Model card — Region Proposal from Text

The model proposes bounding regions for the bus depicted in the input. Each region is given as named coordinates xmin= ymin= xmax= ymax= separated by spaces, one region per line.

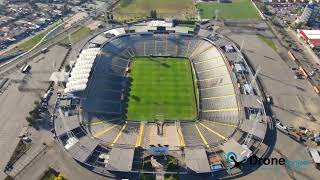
xmin=21 ymin=64 xmax=31 ymax=73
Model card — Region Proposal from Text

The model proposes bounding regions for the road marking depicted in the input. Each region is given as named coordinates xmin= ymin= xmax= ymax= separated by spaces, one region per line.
xmin=149 ymin=125 xmax=154 ymax=145
xmin=199 ymin=122 xmax=226 ymax=140
xmin=201 ymin=94 xmax=235 ymax=100
xmin=89 ymin=121 xmax=105 ymax=126
xmin=135 ymin=122 xmax=144 ymax=147
xmin=201 ymin=107 xmax=239 ymax=112
xmin=165 ymin=125 xmax=168 ymax=145
xmin=92 ymin=124 xmax=118 ymax=138
xmin=176 ymin=127 xmax=185 ymax=147
xmin=111 ymin=123 xmax=127 ymax=146
xmin=86 ymin=118 xmax=121 ymax=126
xmin=195 ymin=124 xmax=209 ymax=148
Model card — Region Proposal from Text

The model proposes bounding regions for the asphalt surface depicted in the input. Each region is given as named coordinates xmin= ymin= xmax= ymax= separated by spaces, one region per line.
xmin=221 ymin=28 xmax=320 ymax=180
xmin=0 ymin=45 xmax=69 ymax=180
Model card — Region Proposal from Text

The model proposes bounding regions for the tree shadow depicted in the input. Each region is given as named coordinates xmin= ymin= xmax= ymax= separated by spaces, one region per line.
xmin=131 ymin=95 xmax=141 ymax=102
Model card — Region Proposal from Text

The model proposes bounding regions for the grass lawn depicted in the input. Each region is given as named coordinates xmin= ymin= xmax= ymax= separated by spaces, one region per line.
xmin=7 ymin=140 xmax=31 ymax=166
xmin=0 ymin=20 xmax=62 ymax=59
xmin=197 ymin=0 xmax=261 ymax=20
xmin=126 ymin=57 xmax=197 ymax=121
xmin=257 ymin=35 xmax=277 ymax=51
xmin=176 ymin=23 xmax=196 ymax=28
xmin=114 ymin=0 xmax=197 ymax=20
xmin=17 ymin=20 xmax=63 ymax=51
xmin=60 ymin=27 xmax=91 ymax=45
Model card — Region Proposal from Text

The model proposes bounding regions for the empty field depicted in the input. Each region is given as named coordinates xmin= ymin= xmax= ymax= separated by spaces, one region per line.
xmin=196 ymin=0 xmax=261 ymax=20
xmin=60 ymin=27 xmax=92 ymax=45
xmin=114 ymin=0 xmax=197 ymax=20
xmin=126 ymin=57 xmax=197 ymax=121
xmin=257 ymin=35 xmax=277 ymax=51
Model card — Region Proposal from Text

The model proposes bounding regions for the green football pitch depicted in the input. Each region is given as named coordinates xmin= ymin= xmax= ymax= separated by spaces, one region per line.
xmin=114 ymin=0 xmax=197 ymax=21
xmin=126 ymin=57 xmax=197 ymax=121
xmin=196 ymin=0 xmax=261 ymax=20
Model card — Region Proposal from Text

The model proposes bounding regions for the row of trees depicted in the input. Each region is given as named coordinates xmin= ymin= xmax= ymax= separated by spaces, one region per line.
xmin=150 ymin=10 xmax=157 ymax=19
xmin=26 ymin=100 xmax=41 ymax=126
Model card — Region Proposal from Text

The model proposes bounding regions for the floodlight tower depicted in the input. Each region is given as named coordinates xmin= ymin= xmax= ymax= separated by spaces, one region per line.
xmin=236 ymin=40 xmax=245 ymax=61
xmin=243 ymin=109 xmax=261 ymax=147
xmin=250 ymin=65 xmax=261 ymax=87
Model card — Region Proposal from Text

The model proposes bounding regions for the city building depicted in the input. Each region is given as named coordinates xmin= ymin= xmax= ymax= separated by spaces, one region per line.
xmin=295 ymin=0 xmax=319 ymax=26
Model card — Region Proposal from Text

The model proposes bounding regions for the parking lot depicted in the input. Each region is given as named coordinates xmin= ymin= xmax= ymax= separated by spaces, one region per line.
xmin=0 ymin=45 xmax=68 ymax=179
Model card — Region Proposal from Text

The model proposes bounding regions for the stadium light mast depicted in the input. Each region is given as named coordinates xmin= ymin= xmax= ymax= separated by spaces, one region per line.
xmin=236 ymin=40 xmax=245 ymax=61
xmin=250 ymin=65 xmax=260 ymax=87
xmin=240 ymin=39 xmax=244 ymax=52
xmin=243 ymin=104 xmax=262 ymax=148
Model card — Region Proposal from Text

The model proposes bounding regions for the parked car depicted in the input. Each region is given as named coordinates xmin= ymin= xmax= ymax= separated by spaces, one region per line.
xmin=289 ymin=132 xmax=302 ymax=142
xmin=276 ymin=122 xmax=288 ymax=133
xmin=22 ymin=136 xmax=32 ymax=144
xmin=266 ymin=95 xmax=273 ymax=104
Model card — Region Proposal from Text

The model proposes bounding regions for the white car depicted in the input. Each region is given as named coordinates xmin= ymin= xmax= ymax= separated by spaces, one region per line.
xmin=276 ymin=122 xmax=288 ymax=133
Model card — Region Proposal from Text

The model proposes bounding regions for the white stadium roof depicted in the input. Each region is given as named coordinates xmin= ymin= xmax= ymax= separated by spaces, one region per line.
xmin=105 ymin=28 xmax=126 ymax=36
xmin=64 ymin=48 xmax=100 ymax=93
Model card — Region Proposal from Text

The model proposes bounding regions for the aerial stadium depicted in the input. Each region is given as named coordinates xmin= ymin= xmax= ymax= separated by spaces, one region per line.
xmin=54 ymin=21 xmax=267 ymax=178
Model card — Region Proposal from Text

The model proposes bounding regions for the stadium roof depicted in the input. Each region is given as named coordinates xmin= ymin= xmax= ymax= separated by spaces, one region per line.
xmin=64 ymin=48 xmax=100 ymax=93
xmin=147 ymin=20 xmax=173 ymax=27
xmin=107 ymin=147 xmax=134 ymax=171
xmin=185 ymin=148 xmax=211 ymax=173
xmin=67 ymin=136 xmax=99 ymax=163
xmin=49 ymin=72 xmax=69 ymax=82
xmin=89 ymin=35 xmax=109 ymax=45
xmin=54 ymin=115 xmax=80 ymax=136
xmin=297 ymin=29 xmax=320 ymax=48
xmin=105 ymin=28 xmax=126 ymax=36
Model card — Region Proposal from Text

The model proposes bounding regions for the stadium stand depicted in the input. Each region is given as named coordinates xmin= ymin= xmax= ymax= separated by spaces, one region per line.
xmin=65 ymin=32 xmax=241 ymax=148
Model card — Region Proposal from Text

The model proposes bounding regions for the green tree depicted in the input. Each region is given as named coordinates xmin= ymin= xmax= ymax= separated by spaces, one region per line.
xmin=150 ymin=10 xmax=157 ymax=19
xmin=65 ymin=64 xmax=71 ymax=72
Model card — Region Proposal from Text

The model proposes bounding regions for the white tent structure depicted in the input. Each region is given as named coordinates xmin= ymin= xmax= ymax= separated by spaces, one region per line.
xmin=64 ymin=48 xmax=100 ymax=93
xmin=104 ymin=28 xmax=126 ymax=36
xmin=49 ymin=72 xmax=69 ymax=83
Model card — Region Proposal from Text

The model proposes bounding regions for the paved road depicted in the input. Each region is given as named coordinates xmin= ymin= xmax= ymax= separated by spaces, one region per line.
xmin=222 ymin=28 xmax=320 ymax=179
xmin=0 ymin=45 xmax=69 ymax=180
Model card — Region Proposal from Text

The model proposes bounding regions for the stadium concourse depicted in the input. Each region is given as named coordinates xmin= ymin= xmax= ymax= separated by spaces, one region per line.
xmin=53 ymin=21 xmax=268 ymax=176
